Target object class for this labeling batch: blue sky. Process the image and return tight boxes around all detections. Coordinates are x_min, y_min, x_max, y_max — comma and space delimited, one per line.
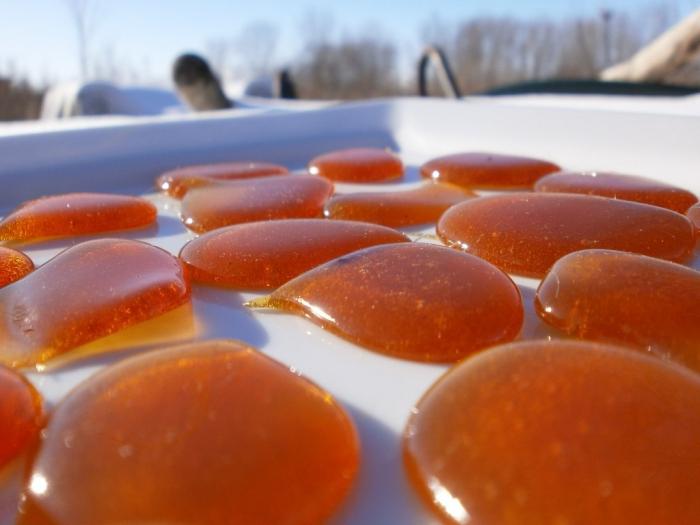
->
0, 0, 695, 86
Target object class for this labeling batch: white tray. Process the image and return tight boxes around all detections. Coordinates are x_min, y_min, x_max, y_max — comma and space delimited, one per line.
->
1, 98, 699, 525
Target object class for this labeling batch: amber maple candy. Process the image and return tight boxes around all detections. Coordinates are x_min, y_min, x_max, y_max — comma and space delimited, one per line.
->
404, 340, 700, 525
250, 243, 523, 362
0, 193, 157, 243
536, 249, 700, 371
325, 183, 475, 228
420, 152, 560, 189
180, 219, 409, 289
0, 239, 190, 368
180, 174, 333, 233
534, 170, 698, 213
156, 161, 289, 198
308, 147, 403, 183
19, 340, 359, 525
0, 247, 33, 288
437, 193, 695, 277
0, 365, 43, 468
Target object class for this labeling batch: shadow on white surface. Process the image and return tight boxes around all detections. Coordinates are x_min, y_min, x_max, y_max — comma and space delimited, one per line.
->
191, 286, 270, 349
518, 284, 567, 342
690, 245, 700, 271
328, 402, 441, 525
1, 216, 188, 260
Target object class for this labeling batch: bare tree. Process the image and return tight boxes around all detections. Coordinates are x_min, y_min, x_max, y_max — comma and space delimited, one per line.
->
62, 0, 99, 80
298, 10, 335, 49
295, 36, 400, 98
449, 18, 556, 92
421, 15, 457, 56
418, 3, 689, 95
234, 21, 280, 77
90, 45, 154, 84
206, 39, 232, 80
293, 13, 402, 99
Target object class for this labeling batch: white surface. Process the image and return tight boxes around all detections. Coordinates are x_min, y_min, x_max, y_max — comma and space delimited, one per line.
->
38, 80, 335, 121
0, 98, 699, 525
485, 92, 700, 116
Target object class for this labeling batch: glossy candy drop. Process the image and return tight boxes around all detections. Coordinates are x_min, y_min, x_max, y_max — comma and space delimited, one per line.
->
0, 193, 157, 243
437, 193, 695, 277
404, 340, 700, 525
325, 183, 475, 228
535, 170, 698, 213
308, 147, 403, 183
251, 243, 523, 362
0, 365, 43, 468
536, 249, 700, 371
156, 161, 288, 198
180, 174, 333, 233
0, 247, 33, 288
18, 340, 359, 525
421, 152, 560, 189
0, 239, 190, 368
688, 202, 700, 232
180, 219, 409, 290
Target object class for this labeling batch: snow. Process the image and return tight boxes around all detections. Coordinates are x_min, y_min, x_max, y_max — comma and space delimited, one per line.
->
40, 82, 185, 119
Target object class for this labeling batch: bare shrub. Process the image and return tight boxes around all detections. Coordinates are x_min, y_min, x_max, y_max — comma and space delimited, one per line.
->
0, 77, 43, 121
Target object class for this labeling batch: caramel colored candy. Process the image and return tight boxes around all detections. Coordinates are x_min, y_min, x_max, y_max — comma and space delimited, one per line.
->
180, 219, 409, 290
180, 175, 333, 233
535, 170, 698, 213
437, 193, 695, 277
325, 183, 475, 228
0, 193, 157, 243
308, 147, 403, 182
19, 340, 359, 525
0, 247, 33, 288
688, 202, 700, 232
0, 239, 190, 368
421, 152, 560, 189
0, 365, 43, 467
251, 243, 523, 362
404, 340, 700, 525
536, 249, 700, 371
156, 161, 289, 198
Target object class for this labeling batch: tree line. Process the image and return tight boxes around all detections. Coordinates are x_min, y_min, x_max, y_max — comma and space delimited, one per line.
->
1, 3, 694, 120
